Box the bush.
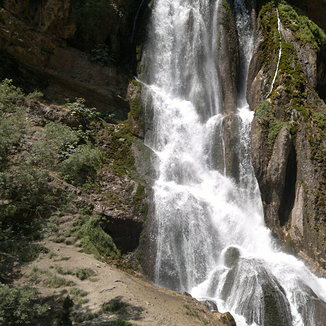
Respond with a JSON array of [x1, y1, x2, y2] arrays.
[[0, 111, 24, 167], [65, 98, 100, 129], [0, 284, 49, 325], [0, 79, 26, 113], [0, 166, 56, 231], [31, 122, 81, 167], [60, 144, 104, 185]]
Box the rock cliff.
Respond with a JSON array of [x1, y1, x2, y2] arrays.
[[248, 0, 326, 274], [0, 0, 147, 116]]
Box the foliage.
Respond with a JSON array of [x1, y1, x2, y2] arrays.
[[0, 79, 27, 166], [99, 322, 137, 326], [0, 284, 49, 325], [255, 100, 273, 121], [268, 120, 289, 143], [89, 44, 117, 66], [60, 144, 104, 185], [31, 122, 81, 167], [105, 123, 135, 176], [0, 79, 26, 113], [76, 215, 120, 260], [0, 110, 24, 167], [65, 98, 100, 129], [279, 1, 326, 50], [75, 268, 95, 280], [102, 298, 128, 315], [70, 288, 88, 297], [43, 275, 75, 288], [0, 166, 56, 231]]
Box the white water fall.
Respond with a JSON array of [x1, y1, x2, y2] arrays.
[[140, 0, 326, 325]]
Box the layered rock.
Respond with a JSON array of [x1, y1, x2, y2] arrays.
[[0, 0, 145, 115], [248, 1, 326, 274], [216, 0, 240, 114]]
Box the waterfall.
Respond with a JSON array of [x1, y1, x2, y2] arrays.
[[140, 1, 326, 325]]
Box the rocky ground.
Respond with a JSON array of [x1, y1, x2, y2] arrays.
[[14, 216, 235, 326]]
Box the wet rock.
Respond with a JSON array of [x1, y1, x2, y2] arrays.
[[223, 114, 241, 182], [215, 0, 240, 113], [224, 246, 241, 268], [204, 299, 219, 312], [248, 3, 326, 273], [221, 257, 292, 326]]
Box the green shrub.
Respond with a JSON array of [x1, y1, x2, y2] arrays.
[[60, 144, 104, 185], [75, 268, 95, 280], [0, 284, 49, 325], [31, 122, 80, 167], [0, 167, 56, 231], [89, 44, 117, 65], [102, 298, 128, 315], [76, 215, 120, 260], [70, 288, 88, 297], [0, 111, 24, 166], [268, 120, 289, 143], [43, 275, 75, 288], [0, 79, 26, 113], [65, 98, 100, 129]]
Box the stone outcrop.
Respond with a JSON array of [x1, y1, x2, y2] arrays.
[[216, 0, 240, 113], [0, 0, 145, 115], [248, 1, 326, 274]]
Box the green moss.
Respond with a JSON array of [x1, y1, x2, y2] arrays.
[[129, 95, 143, 124], [222, 0, 231, 13], [128, 80, 144, 136], [268, 120, 289, 144], [76, 215, 120, 260], [279, 1, 326, 51], [133, 183, 148, 216], [255, 100, 273, 121], [105, 123, 136, 176]]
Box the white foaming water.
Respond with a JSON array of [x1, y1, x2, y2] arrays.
[[141, 0, 326, 325]]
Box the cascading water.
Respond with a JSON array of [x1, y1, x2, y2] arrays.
[[140, 0, 326, 325]]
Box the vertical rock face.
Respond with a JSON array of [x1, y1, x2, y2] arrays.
[[248, 1, 326, 273], [215, 1, 240, 114], [0, 0, 144, 113]]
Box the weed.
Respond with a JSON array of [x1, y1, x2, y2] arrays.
[[70, 288, 88, 297], [75, 268, 95, 281], [43, 275, 75, 288]]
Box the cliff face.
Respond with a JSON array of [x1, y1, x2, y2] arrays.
[[248, 0, 326, 274], [0, 0, 146, 116]]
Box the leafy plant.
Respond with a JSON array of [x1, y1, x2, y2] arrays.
[[0, 111, 24, 166], [0, 284, 49, 325], [43, 275, 75, 288], [60, 143, 104, 185], [0, 79, 26, 113], [31, 122, 81, 167], [75, 268, 95, 280], [89, 44, 117, 66], [65, 98, 100, 128], [0, 166, 56, 231]]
